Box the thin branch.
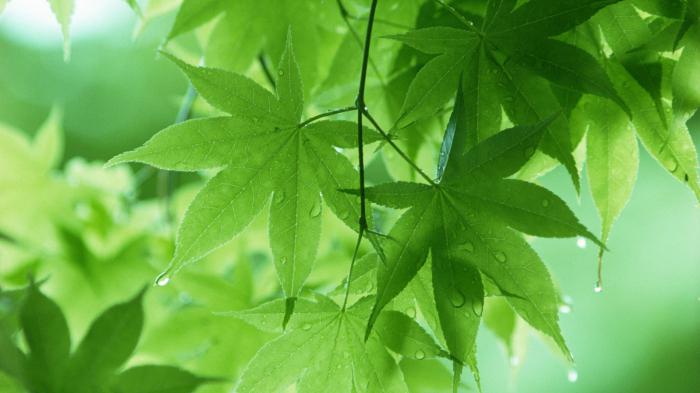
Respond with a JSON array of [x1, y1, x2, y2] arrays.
[[363, 109, 436, 186], [258, 53, 276, 90], [336, 0, 386, 87], [341, 0, 379, 309], [159, 83, 198, 224], [298, 106, 357, 128]]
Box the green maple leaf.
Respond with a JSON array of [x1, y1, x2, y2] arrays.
[[108, 33, 379, 321], [0, 282, 215, 393], [226, 295, 413, 393], [361, 85, 602, 385], [391, 0, 627, 191]]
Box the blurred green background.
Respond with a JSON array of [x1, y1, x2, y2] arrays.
[[0, 1, 698, 392]]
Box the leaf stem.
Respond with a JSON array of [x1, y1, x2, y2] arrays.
[[336, 0, 386, 86], [258, 53, 276, 90], [362, 110, 436, 186], [297, 106, 357, 128], [342, 226, 365, 311]]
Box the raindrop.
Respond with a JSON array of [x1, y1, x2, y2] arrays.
[[405, 306, 416, 319], [504, 96, 515, 103], [449, 289, 466, 308], [302, 323, 312, 331], [510, 356, 520, 366], [274, 192, 286, 204], [594, 283, 603, 293], [541, 199, 550, 208], [567, 369, 578, 382], [471, 297, 484, 317], [664, 157, 678, 173], [340, 211, 350, 220], [576, 237, 587, 249], [156, 274, 170, 287], [524, 147, 535, 157], [415, 350, 426, 360], [559, 304, 572, 314], [280, 256, 288, 265], [309, 201, 321, 217], [461, 241, 475, 253], [495, 251, 507, 263], [278, 69, 284, 76]]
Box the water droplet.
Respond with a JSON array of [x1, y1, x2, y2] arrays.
[[280, 256, 288, 265], [471, 297, 484, 317], [461, 241, 475, 253], [567, 369, 578, 382], [559, 304, 572, 314], [524, 147, 535, 157], [340, 211, 350, 220], [302, 323, 312, 331], [504, 96, 515, 103], [156, 274, 170, 287], [405, 306, 416, 318], [495, 251, 507, 263], [449, 289, 466, 308], [541, 199, 550, 208], [665, 157, 678, 173], [510, 356, 520, 366], [576, 237, 587, 249], [274, 192, 286, 204], [415, 350, 426, 360], [278, 69, 284, 76], [594, 284, 603, 293], [309, 202, 321, 217]]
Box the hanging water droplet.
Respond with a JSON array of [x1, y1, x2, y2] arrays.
[[509, 356, 520, 366], [274, 192, 286, 204], [156, 274, 171, 287], [309, 201, 321, 217], [449, 289, 466, 308], [461, 241, 475, 253], [471, 297, 484, 317], [405, 306, 416, 318], [576, 237, 587, 249], [594, 283, 603, 293], [415, 350, 426, 360], [541, 199, 550, 207], [302, 323, 312, 331], [567, 369, 578, 382], [495, 251, 507, 263], [559, 304, 572, 314], [664, 157, 678, 173], [280, 256, 288, 265]]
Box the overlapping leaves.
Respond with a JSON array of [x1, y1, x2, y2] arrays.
[[0, 282, 214, 393], [109, 33, 378, 318]]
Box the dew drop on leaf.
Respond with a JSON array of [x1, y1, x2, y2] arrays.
[[541, 199, 550, 208], [156, 273, 171, 287], [495, 251, 507, 263], [405, 306, 416, 318], [449, 289, 466, 308], [567, 369, 578, 382], [594, 283, 603, 293], [415, 350, 426, 360], [280, 256, 288, 265], [576, 237, 587, 249], [664, 157, 678, 173], [274, 192, 286, 204], [471, 297, 484, 317], [302, 323, 312, 331], [309, 201, 321, 218], [278, 69, 284, 76], [460, 241, 474, 253], [524, 147, 535, 157], [559, 304, 572, 314]]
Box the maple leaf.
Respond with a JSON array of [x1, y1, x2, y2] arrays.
[[360, 85, 602, 387], [226, 295, 416, 393], [390, 0, 627, 192], [0, 282, 216, 393], [108, 32, 380, 322]]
